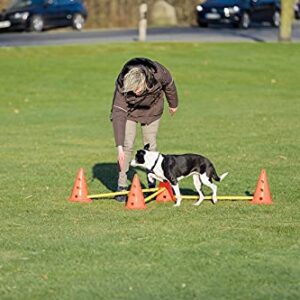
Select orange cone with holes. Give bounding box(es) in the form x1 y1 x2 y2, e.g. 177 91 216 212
251 169 273 205
126 174 146 209
69 168 92 203
156 181 175 202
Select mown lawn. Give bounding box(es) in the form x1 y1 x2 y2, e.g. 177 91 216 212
0 42 299 300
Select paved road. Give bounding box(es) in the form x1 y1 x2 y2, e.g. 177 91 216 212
0 23 300 47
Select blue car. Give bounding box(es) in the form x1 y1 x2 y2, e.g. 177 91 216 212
0 0 88 32
196 0 281 29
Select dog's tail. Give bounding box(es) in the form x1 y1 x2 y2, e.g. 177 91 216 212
219 172 229 182
213 171 229 182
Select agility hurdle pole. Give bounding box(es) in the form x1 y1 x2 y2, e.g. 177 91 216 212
144 188 166 203
88 188 159 199
178 195 253 201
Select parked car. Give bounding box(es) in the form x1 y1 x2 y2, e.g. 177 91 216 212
196 0 281 29
295 0 300 19
0 0 88 32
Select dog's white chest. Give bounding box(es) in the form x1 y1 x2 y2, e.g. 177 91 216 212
151 157 167 181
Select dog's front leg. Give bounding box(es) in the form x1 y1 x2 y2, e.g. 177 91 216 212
172 184 182 207
148 173 163 184
147 173 156 185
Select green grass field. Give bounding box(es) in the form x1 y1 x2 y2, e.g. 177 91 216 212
0 43 299 300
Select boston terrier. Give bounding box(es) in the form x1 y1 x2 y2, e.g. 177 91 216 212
131 144 228 207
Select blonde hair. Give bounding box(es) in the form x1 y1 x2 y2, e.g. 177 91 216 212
123 67 147 93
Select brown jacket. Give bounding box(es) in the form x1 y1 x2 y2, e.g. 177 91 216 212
111 57 178 146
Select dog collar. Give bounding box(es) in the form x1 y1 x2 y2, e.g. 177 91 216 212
150 154 161 172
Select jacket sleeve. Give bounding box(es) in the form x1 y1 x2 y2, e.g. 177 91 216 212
110 85 128 147
156 63 178 109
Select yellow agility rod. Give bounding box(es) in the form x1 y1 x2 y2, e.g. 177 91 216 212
144 188 166 203
179 195 253 201
88 188 159 199
88 188 252 202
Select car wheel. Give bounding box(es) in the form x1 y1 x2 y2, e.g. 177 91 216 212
296 8 300 20
72 13 85 31
272 10 280 27
239 12 250 29
29 15 44 32
198 21 208 28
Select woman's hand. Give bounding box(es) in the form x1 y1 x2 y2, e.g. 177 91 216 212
117 145 125 170
169 107 178 116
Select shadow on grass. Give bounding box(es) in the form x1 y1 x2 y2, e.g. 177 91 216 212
92 163 148 191
245 190 254 196
180 188 201 195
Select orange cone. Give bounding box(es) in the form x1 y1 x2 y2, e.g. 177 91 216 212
126 174 146 209
251 169 273 205
156 181 175 202
69 168 92 203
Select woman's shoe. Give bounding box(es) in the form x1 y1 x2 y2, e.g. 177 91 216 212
115 186 127 202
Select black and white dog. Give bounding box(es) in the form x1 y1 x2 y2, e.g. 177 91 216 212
131 144 228 207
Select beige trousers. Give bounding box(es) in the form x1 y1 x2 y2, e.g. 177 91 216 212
118 118 160 187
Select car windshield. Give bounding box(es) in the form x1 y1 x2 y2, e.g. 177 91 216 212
8 0 33 9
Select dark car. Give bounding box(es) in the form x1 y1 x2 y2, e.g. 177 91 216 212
0 0 87 32
295 0 300 19
196 0 281 29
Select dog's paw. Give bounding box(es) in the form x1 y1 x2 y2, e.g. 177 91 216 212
130 159 137 167
212 198 218 204
173 203 181 207
193 199 204 206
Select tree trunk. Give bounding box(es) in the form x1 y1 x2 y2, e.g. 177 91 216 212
279 0 295 42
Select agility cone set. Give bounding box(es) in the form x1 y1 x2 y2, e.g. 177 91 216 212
125 175 167 209
68 170 158 209
251 169 273 205
69 168 92 203
125 174 146 210
156 181 175 202
157 170 272 205
68 168 273 206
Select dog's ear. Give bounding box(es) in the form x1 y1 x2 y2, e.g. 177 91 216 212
144 143 150 151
